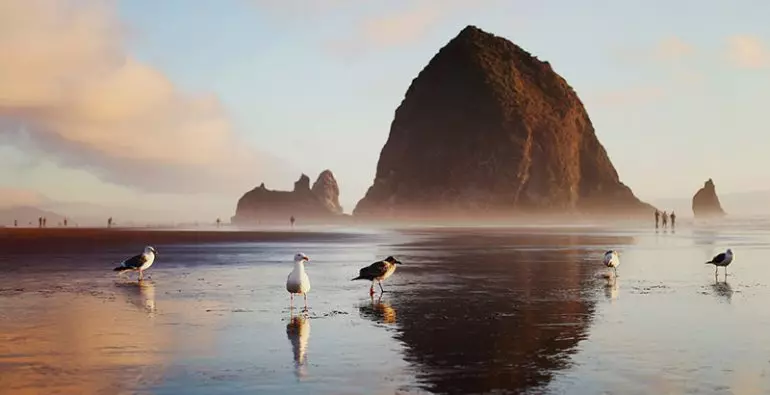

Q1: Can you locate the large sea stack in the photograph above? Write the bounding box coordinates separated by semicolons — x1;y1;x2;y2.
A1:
354;25;651;219
232;171;343;224
692;178;726;218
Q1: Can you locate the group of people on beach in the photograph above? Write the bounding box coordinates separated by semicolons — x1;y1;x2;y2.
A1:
654;209;676;229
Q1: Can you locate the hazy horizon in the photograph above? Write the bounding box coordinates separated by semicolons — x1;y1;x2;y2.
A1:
1;1;769;222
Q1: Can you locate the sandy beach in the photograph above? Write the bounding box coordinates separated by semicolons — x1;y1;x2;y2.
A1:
1;222;769;394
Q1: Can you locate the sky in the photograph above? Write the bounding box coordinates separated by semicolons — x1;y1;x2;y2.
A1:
1;0;769;222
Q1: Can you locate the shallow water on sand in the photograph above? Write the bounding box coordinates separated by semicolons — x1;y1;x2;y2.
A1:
1;223;770;394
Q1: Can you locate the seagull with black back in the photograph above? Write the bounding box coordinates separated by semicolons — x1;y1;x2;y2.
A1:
352;256;402;296
706;248;734;277
114;246;158;282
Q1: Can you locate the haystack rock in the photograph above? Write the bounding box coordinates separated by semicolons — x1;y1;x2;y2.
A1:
692;178;726;218
232;171;343;224
354;25;651;219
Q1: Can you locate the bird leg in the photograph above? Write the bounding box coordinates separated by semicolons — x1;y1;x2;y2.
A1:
138;270;143;282
613;267;618;277
290;293;294;309
369;282;375;296
303;293;308;311
378;281;386;294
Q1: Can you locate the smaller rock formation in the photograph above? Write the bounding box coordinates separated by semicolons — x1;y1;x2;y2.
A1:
311;170;343;214
232;171;344;224
692;178;726;218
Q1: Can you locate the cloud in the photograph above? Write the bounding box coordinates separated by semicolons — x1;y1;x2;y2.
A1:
727;35;770;69
587;86;666;108
0;187;48;208
0;0;282;195
653;37;695;61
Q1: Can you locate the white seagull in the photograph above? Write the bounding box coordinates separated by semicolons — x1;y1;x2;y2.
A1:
113;246;157;281
286;252;311;310
352;256;402;296
603;250;620;277
706;248;734;276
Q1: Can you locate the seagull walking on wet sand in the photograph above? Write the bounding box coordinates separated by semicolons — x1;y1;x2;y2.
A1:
603;250;620;277
113;246;157;282
286;253;311;310
706;248;734;276
352;256;402;296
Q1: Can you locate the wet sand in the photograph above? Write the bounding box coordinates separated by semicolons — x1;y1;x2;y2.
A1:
1;223;769;394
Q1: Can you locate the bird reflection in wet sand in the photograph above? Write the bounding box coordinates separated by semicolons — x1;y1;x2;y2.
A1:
115;280;156;315
604;277;619;301
358;295;397;324
286;312;310;380
711;280;733;302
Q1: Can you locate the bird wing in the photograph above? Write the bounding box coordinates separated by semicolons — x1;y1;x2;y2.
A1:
711;253;726;264
122;254;147;269
359;261;388;279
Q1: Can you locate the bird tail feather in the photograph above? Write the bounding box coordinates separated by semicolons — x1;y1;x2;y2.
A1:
351;276;364;281
113;266;130;272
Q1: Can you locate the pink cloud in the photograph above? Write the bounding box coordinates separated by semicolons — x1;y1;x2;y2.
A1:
0;188;48;208
0;0;283;195
588;86;666;108
727;35;770;69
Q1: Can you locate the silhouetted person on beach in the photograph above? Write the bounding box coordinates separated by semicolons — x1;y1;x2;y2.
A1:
216;218;221;228
290;215;295;229
38;217;42;228
108;217;113;228
654;210;660;229
63;218;68;227
662;211;669;228
42;217;47;227
670;211;676;228
13;220;17;227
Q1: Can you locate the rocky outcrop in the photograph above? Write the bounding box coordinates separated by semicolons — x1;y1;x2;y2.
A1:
232;171;343;224
354;25;651;219
311;170;343;214
692;178;726;218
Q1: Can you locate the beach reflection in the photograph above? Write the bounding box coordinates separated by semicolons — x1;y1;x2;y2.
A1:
710;280;733;303
359;295;397;324
115;280;157;315
383;229;635;394
286;313;311;380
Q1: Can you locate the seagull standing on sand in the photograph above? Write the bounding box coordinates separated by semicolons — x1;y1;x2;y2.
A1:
113;246;157;281
286;253;311;310
706;248;734;276
352;256;402;296
603;250;620;277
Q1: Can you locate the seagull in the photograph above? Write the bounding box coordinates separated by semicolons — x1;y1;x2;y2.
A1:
706;248;734;276
352;256;402;296
603;250;620;277
286;252;311;310
113;246;157;282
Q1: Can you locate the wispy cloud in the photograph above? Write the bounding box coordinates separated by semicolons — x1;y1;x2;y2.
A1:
653;36;696;61
587;86;666;108
0;187;48;208
726;35;770;69
0;0;283;195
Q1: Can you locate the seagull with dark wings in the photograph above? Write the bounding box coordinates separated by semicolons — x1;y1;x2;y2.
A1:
352;256;402;296
113;246;158;282
706;248;734;277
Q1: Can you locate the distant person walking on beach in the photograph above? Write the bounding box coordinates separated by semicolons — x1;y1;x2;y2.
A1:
662;211;669;228
654;210;660;229
63;218;68;227
14;220;17;227
42;217;47;227
216;218;221;228
38;217;42;228
670;211;676;228
290;215;296;229
108;217;113;228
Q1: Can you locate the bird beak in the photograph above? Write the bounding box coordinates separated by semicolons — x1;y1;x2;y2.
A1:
304;256;310;262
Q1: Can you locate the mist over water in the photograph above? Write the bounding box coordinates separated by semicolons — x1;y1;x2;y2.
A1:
1;220;769;394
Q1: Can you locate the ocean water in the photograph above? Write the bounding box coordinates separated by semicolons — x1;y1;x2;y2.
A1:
1;222;769;394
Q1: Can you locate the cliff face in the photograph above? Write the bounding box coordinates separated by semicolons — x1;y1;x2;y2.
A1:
233;171;343;224
354;25;651;218
692;178;726;218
